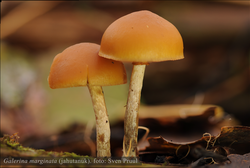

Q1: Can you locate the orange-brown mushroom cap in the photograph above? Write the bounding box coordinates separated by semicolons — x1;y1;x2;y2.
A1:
48;43;127;89
99;10;184;63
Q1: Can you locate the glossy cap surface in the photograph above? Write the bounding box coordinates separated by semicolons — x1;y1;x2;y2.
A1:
99;10;184;63
48;43;127;89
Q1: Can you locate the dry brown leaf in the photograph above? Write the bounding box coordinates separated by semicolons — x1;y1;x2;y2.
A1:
139;126;250;165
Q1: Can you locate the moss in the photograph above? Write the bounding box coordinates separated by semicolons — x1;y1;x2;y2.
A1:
0;133;84;158
63;152;82;157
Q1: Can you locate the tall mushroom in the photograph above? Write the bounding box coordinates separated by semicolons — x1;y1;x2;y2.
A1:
99;10;184;157
48;43;127;157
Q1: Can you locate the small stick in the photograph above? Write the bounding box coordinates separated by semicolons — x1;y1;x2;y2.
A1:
203;132;212;150
176;145;190;161
138;126;150;145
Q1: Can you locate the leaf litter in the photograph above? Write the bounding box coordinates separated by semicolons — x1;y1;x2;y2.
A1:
139;126;250;167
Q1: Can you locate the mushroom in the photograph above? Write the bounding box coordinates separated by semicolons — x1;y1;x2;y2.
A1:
99;10;184;157
48;43;127;157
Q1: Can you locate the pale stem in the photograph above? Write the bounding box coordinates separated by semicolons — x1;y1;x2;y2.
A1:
88;85;111;157
123;64;146;157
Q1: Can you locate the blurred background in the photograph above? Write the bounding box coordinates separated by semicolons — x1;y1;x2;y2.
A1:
1;1;249;157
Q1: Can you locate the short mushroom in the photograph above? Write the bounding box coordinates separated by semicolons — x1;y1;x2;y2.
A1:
48;43;127;157
99;10;184;157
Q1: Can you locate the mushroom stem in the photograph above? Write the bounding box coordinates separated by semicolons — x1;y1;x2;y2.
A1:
88;85;111;157
123;64;146;157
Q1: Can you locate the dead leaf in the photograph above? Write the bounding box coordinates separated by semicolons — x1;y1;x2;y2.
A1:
137;105;238;144
139;126;250;165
